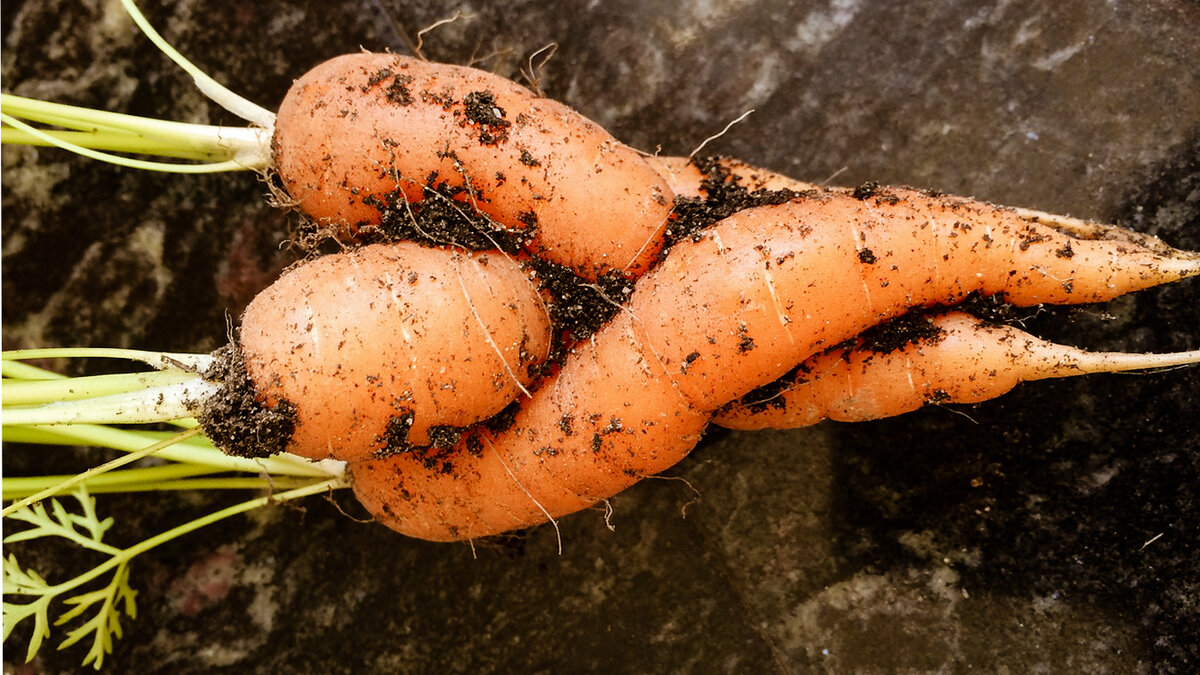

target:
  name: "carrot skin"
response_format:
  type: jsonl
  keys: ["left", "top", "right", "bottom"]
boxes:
{"left": 716, "top": 310, "right": 1200, "bottom": 429}
{"left": 629, "top": 188, "right": 1199, "bottom": 410}
{"left": 350, "top": 311, "right": 708, "bottom": 541}
{"left": 274, "top": 53, "right": 674, "bottom": 281}
{"left": 239, "top": 243, "right": 551, "bottom": 462}
{"left": 345, "top": 187, "right": 1198, "bottom": 540}
{"left": 714, "top": 312, "right": 1072, "bottom": 428}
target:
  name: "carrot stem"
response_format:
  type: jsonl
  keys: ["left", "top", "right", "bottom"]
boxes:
{"left": 3, "top": 424, "right": 336, "bottom": 478}
{"left": 116, "top": 0, "right": 275, "bottom": 128}
{"left": 2, "top": 371, "right": 201, "bottom": 405}
{"left": 0, "top": 110, "right": 269, "bottom": 173}
{"left": 1, "top": 377, "right": 219, "bottom": 426}
{"left": 3, "top": 472, "right": 322, "bottom": 499}
{"left": 2, "top": 347, "right": 214, "bottom": 372}
{"left": 0, "top": 94, "right": 268, "bottom": 159}
{"left": 1, "top": 428, "right": 204, "bottom": 517}
{"left": 3, "top": 464, "right": 216, "bottom": 500}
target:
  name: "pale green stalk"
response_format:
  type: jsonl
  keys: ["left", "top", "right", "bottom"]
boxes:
{"left": 0, "top": 361, "right": 64, "bottom": 381}
{"left": 0, "top": 94, "right": 250, "bottom": 136}
{"left": 1, "top": 429, "right": 204, "bottom": 518}
{"left": 117, "top": 0, "right": 276, "bottom": 128}
{"left": 2, "top": 348, "right": 214, "bottom": 372}
{"left": 0, "top": 93, "right": 270, "bottom": 162}
{"left": 2, "top": 378, "right": 219, "bottom": 426}
{"left": 1, "top": 112, "right": 265, "bottom": 173}
{"left": 3, "top": 464, "right": 217, "bottom": 500}
{"left": 4, "top": 475, "right": 321, "bottom": 499}
{"left": 3, "top": 371, "right": 200, "bottom": 405}
{"left": 2, "top": 128, "right": 239, "bottom": 162}
{"left": 5, "top": 424, "right": 337, "bottom": 478}
{"left": 3, "top": 425, "right": 214, "bottom": 451}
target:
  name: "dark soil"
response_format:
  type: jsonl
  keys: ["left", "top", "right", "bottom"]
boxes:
{"left": 666, "top": 155, "right": 808, "bottom": 246}
{"left": 197, "top": 344, "right": 296, "bottom": 459}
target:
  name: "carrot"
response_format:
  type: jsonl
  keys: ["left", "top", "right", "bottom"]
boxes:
{"left": 338, "top": 187, "right": 1200, "bottom": 540}
{"left": 8, "top": 8, "right": 1200, "bottom": 669}
{"left": 4, "top": 49, "right": 677, "bottom": 283}
{"left": 628, "top": 187, "right": 1200, "bottom": 410}
{"left": 272, "top": 53, "right": 674, "bottom": 281}
{"left": 714, "top": 311, "right": 1200, "bottom": 429}
{"left": 231, "top": 242, "right": 551, "bottom": 462}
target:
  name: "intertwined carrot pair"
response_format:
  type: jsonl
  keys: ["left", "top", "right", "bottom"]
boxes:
{"left": 209, "top": 53, "right": 1200, "bottom": 540}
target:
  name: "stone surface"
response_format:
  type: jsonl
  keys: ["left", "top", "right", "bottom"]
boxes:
{"left": 3, "top": 0, "right": 1199, "bottom": 672}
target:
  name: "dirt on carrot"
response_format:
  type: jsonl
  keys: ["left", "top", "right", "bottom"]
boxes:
{"left": 653, "top": 155, "right": 813, "bottom": 247}
{"left": 198, "top": 343, "right": 296, "bottom": 459}
{"left": 273, "top": 53, "right": 675, "bottom": 281}
{"left": 236, "top": 242, "right": 553, "bottom": 462}
{"left": 328, "top": 187, "right": 1200, "bottom": 540}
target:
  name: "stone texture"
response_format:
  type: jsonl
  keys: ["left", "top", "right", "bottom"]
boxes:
{"left": 3, "top": 0, "right": 1199, "bottom": 672}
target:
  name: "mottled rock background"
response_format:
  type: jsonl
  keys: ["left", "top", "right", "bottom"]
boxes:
{"left": 4, "top": 0, "right": 1199, "bottom": 672}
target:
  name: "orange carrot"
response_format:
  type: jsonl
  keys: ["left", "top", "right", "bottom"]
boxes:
{"left": 627, "top": 187, "right": 1200, "bottom": 410}
{"left": 714, "top": 311, "right": 1200, "bottom": 429}
{"left": 350, "top": 310, "right": 708, "bottom": 541}
{"left": 7, "top": 9, "right": 1197, "bottom": 549}
{"left": 338, "top": 187, "right": 1200, "bottom": 540}
{"left": 273, "top": 53, "right": 674, "bottom": 281}
{"left": 191, "top": 55, "right": 1200, "bottom": 541}
{"left": 236, "top": 242, "right": 551, "bottom": 462}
